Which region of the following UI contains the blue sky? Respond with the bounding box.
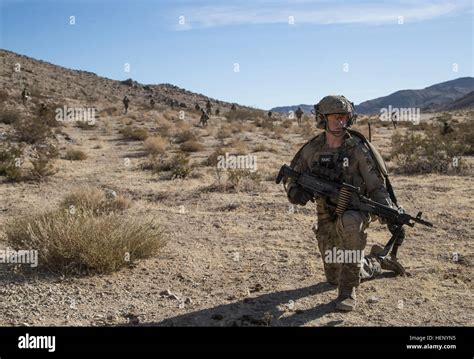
[1,0,472,109]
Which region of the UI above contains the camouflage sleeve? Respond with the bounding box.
[284,146,310,198]
[355,144,394,208]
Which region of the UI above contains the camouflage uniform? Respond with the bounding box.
[123,96,130,114]
[295,107,304,124]
[206,100,212,115]
[199,110,209,127]
[21,87,30,107]
[285,96,404,311]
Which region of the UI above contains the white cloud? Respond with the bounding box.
[172,0,470,30]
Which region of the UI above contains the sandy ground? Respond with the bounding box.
[0,109,472,327]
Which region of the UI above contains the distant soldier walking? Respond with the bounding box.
[295,106,304,126]
[391,110,397,129]
[21,87,30,107]
[206,100,212,115]
[199,109,209,127]
[123,95,130,114]
[441,121,454,135]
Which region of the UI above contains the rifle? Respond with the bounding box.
[276,164,433,260]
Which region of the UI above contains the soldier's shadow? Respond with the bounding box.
[140,282,338,327]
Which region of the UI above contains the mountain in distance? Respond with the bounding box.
[270,77,474,115]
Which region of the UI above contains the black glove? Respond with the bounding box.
[288,185,313,206]
[388,224,406,244]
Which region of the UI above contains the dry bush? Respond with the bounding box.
[163,112,177,122]
[281,119,293,129]
[226,108,264,122]
[0,142,23,181]
[180,140,204,153]
[101,119,112,135]
[228,169,262,191]
[390,128,470,175]
[262,169,279,182]
[0,89,8,104]
[143,153,192,179]
[169,153,192,179]
[159,123,171,138]
[268,126,284,139]
[0,109,20,125]
[207,169,264,193]
[298,120,318,140]
[119,126,149,141]
[230,139,248,154]
[253,143,267,152]
[229,122,244,134]
[61,187,130,215]
[5,209,166,275]
[13,116,52,144]
[64,148,87,161]
[217,126,232,141]
[75,120,97,130]
[101,106,118,116]
[204,147,227,167]
[144,135,167,155]
[29,144,58,181]
[174,129,197,144]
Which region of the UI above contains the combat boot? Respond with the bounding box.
[335,286,356,312]
[370,244,406,276]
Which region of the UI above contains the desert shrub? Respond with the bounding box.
[64,148,87,161]
[253,144,267,152]
[61,187,130,215]
[205,147,227,167]
[29,156,56,181]
[229,138,248,154]
[144,136,167,155]
[216,126,232,140]
[391,129,470,174]
[120,126,149,140]
[206,169,263,193]
[268,127,284,139]
[281,119,293,128]
[144,153,192,179]
[298,120,317,140]
[0,142,23,181]
[179,140,204,153]
[0,90,8,104]
[13,117,52,144]
[5,209,166,274]
[174,129,197,144]
[37,103,61,127]
[227,169,261,188]
[159,123,171,138]
[226,108,264,122]
[101,106,118,116]
[0,109,20,125]
[29,144,58,181]
[170,153,192,179]
[75,120,97,130]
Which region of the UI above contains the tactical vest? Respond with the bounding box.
[290,130,398,205]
